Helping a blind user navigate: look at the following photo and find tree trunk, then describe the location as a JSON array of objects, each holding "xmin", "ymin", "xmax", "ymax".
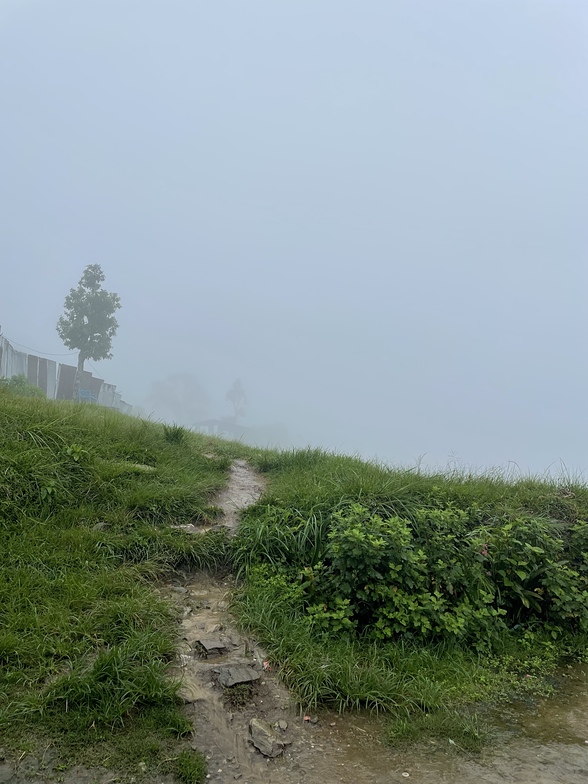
[{"xmin": 73, "ymin": 353, "xmax": 85, "ymax": 401}]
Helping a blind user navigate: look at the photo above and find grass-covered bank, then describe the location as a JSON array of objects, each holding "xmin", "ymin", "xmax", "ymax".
[
  {"xmin": 233, "ymin": 448, "xmax": 588, "ymax": 748},
  {"xmin": 0, "ymin": 390, "xmax": 247, "ymax": 782},
  {"xmin": 3, "ymin": 390, "xmax": 588, "ymax": 772}
]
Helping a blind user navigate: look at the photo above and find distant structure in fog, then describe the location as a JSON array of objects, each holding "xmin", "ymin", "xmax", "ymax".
[{"xmin": 0, "ymin": 332, "xmax": 132, "ymax": 413}]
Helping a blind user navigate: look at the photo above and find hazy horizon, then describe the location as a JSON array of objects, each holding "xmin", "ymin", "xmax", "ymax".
[{"xmin": 2, "ymin": 0, "xmax": 587, "ymax": 475}]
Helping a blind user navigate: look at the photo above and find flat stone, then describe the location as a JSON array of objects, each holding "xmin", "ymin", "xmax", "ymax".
[
  {"xmin": 217, "ymin": 666, "xmax": 260, "ymax": 687},
  {"xmin": 195, "ymin": 638, "xmax": 228, "ymax": 657},
  {"xmin": 249, "ymin": 718, "xmax": 286, "ymax": 758}
]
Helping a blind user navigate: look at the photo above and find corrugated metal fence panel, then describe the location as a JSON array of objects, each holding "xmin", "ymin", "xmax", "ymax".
[
  {"xmin": 6, "ymin": 345, "xmax": 28, "ymax": 378},
  {"xmin": 56, "ymin": 364, "xmax": 76, "ymax": 400},
  {"xmin": 27, "ymin": 355, "xmax": 39, "ymax": 386},
  {"xmin": 37, "ymin": 358, "xmax": 48, "ymax": 394},
  {"xmin": 78, "ymin": 370, "xmax": 95, "ymax": 401},
  {"xmin": 97, "ymin": 382, "xmax": 116, "ymax": 407},
  {"xmin": 88, "ymin": 375, "xmax": 103, "ymax": 401},
  {"xmin": 46, "ymin": 360, "xmax": 57, "ymax": 399},
  {"xmin": 1, "ymin": 339, "xmax": 28, "ymax": 380}
]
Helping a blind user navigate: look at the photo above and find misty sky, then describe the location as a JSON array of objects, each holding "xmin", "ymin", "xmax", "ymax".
[{"xmin": 1, "ymin": 0, "xmax": 587, "ymax": 473}]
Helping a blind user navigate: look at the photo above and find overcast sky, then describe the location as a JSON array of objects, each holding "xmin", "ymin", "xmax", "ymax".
[{"xmin": 1, "ymin": 0, "xmax": 587, "ymax": 473}]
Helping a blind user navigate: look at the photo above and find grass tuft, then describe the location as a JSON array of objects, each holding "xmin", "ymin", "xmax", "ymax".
[
  {"xmin": 388, "ymin": 708, "xmax": 490, "ymax": 752},
  {"xmin": 163, "ymin": 423, "xmax": 189, "ymax": 445},
  {"xmin": 175, "ymin": 749, "xmax": 207, "ymax": 784}
]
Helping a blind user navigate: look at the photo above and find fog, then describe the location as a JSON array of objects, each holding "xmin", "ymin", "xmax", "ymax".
[{"xmin": 1, "ymin": 0, "xmax": 587, "ymax": 473}]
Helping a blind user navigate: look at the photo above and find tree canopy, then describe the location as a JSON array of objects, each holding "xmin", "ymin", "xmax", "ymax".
[{"xmin": 56, "ymin": 264, "xmax": 121, "ymax": 370}]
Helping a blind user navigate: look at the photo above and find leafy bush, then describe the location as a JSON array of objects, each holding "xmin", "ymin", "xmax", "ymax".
[
  {"xmin": 0, "ymin": 373, "xmax": 45, "ymax": 398},
  {"xmin": 237, "ymin": 501, "xmax": 588, "ymax": 644}
]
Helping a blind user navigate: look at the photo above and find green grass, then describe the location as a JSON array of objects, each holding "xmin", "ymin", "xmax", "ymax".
[
  {"xmin": 247, "ymin": 447, "xmax": 588, "ymax": 525},
  {"xmin": 0, "ymin": 390, "xmax": 248, "ymax": 778},
  {"xmin": 387, "ymin": 708, "xmax": 490, "ymax": 752},
  {"xmin": 3, "ymin": 391, "xmax": 588, "ymax": 769}
]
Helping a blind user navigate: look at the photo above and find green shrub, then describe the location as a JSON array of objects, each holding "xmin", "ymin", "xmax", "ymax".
[
  {"xmin": 0, "ymin": 373, "xmax": 45, "ymax": 398},
  {"xmin": 237, "ymin": 500, "xmax": 588, "ymax": 645}
]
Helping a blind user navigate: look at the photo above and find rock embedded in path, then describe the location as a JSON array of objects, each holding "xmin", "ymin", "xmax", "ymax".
[
  {"xmin": 217, "ymin": 666, "xmax": 260, "ymax": 687},
  {"xmin": 249, "ymin": 718, "xmax": 286, "ymax": 758},
  {"xmin": 195, "ymin": 638, "xmax": 228, "ymax": 657}
]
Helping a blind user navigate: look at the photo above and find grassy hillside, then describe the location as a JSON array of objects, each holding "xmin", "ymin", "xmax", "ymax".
[
  {"xmin": 1, "ymin": 390, "xmax": 587, "ymax": 772},
  {"xmin": 0, "ymin": 390, "xmax": 245, "ymax": 781}
]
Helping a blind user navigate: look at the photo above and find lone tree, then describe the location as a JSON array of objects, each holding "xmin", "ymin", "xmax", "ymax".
[
  {"xmin": 226, "ymin": 378, "xmax": 247, "ymax": 419},
  {"xmin": 56, "ymin": 264, "xmax": 121, "ymax": 400}
]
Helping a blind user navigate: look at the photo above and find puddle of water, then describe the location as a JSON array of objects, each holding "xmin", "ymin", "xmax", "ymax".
[{"xmin": 494, "ymin": 662, "xmax": 588, "ymax": 745}]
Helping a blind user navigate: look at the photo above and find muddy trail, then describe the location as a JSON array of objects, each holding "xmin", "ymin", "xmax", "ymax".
[{"xmin": 2, "ymin": 460, "xmax": 587, "ymax": 784}]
